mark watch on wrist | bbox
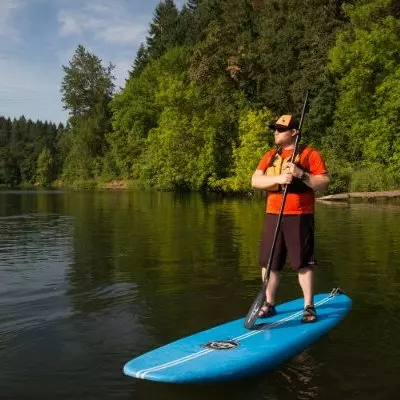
[300,171,307,181]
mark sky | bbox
[0,0,185,124]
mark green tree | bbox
[175,1,206,46]
[329,0,400,179]
[108,47,189,179]
[186,0,200,12]
[187,1,261,180]
[242,0,344,143]
[0,116,64,186]
[0,117,14,185]
[61,45,115,121]
[209,108,274,192]
[146,0,180,60]
[36,147,54,187]
[143,77,221,190]
[129,43,150,78]
[60,45,115,182]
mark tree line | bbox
[0,116,66,187]
[1,0,399,193]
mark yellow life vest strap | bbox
[264,144,312,193]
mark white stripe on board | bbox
[135,294,334,379]
[137,348,214,379]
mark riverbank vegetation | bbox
[1,0,399,194]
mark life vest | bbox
[264,144,314,193]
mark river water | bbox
[0,190,399,399]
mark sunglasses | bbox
[274,126,291,133]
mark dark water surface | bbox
[0,190,399,400]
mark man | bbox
[251,114,329,322]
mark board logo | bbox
[203,340,239,350]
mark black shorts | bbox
[259,213,316,271]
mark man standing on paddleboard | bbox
[252,114,329,323]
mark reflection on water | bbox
[0,190,399,399]
[0,213,73,336]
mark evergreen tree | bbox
[0,116,64,186]
[176,1,206,46]
[0,117,11,147]
[0,117,13,185]
[146,0,180,59]
[186,0,200,12]
[129,43,150,78]
[245,0,343,136]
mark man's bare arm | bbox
[301,173,329,192]
[251,169,293,189]
[285,162,329,192]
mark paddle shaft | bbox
[244,91,309,329]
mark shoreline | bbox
[101,180,129,190]
[317,190,400,202]
[2,181,400,200]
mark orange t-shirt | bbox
[257,147,328,215]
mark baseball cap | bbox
[269,114,299,130]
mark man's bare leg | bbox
[264,268,280,304]
[258,268,280,316]
[298,267,314,305]
[298,267,316,322]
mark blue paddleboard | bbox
[123,289,351,383]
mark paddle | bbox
[244,91,310,330]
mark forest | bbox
[1,0,399,194]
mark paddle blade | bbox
[244,289,265,330]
